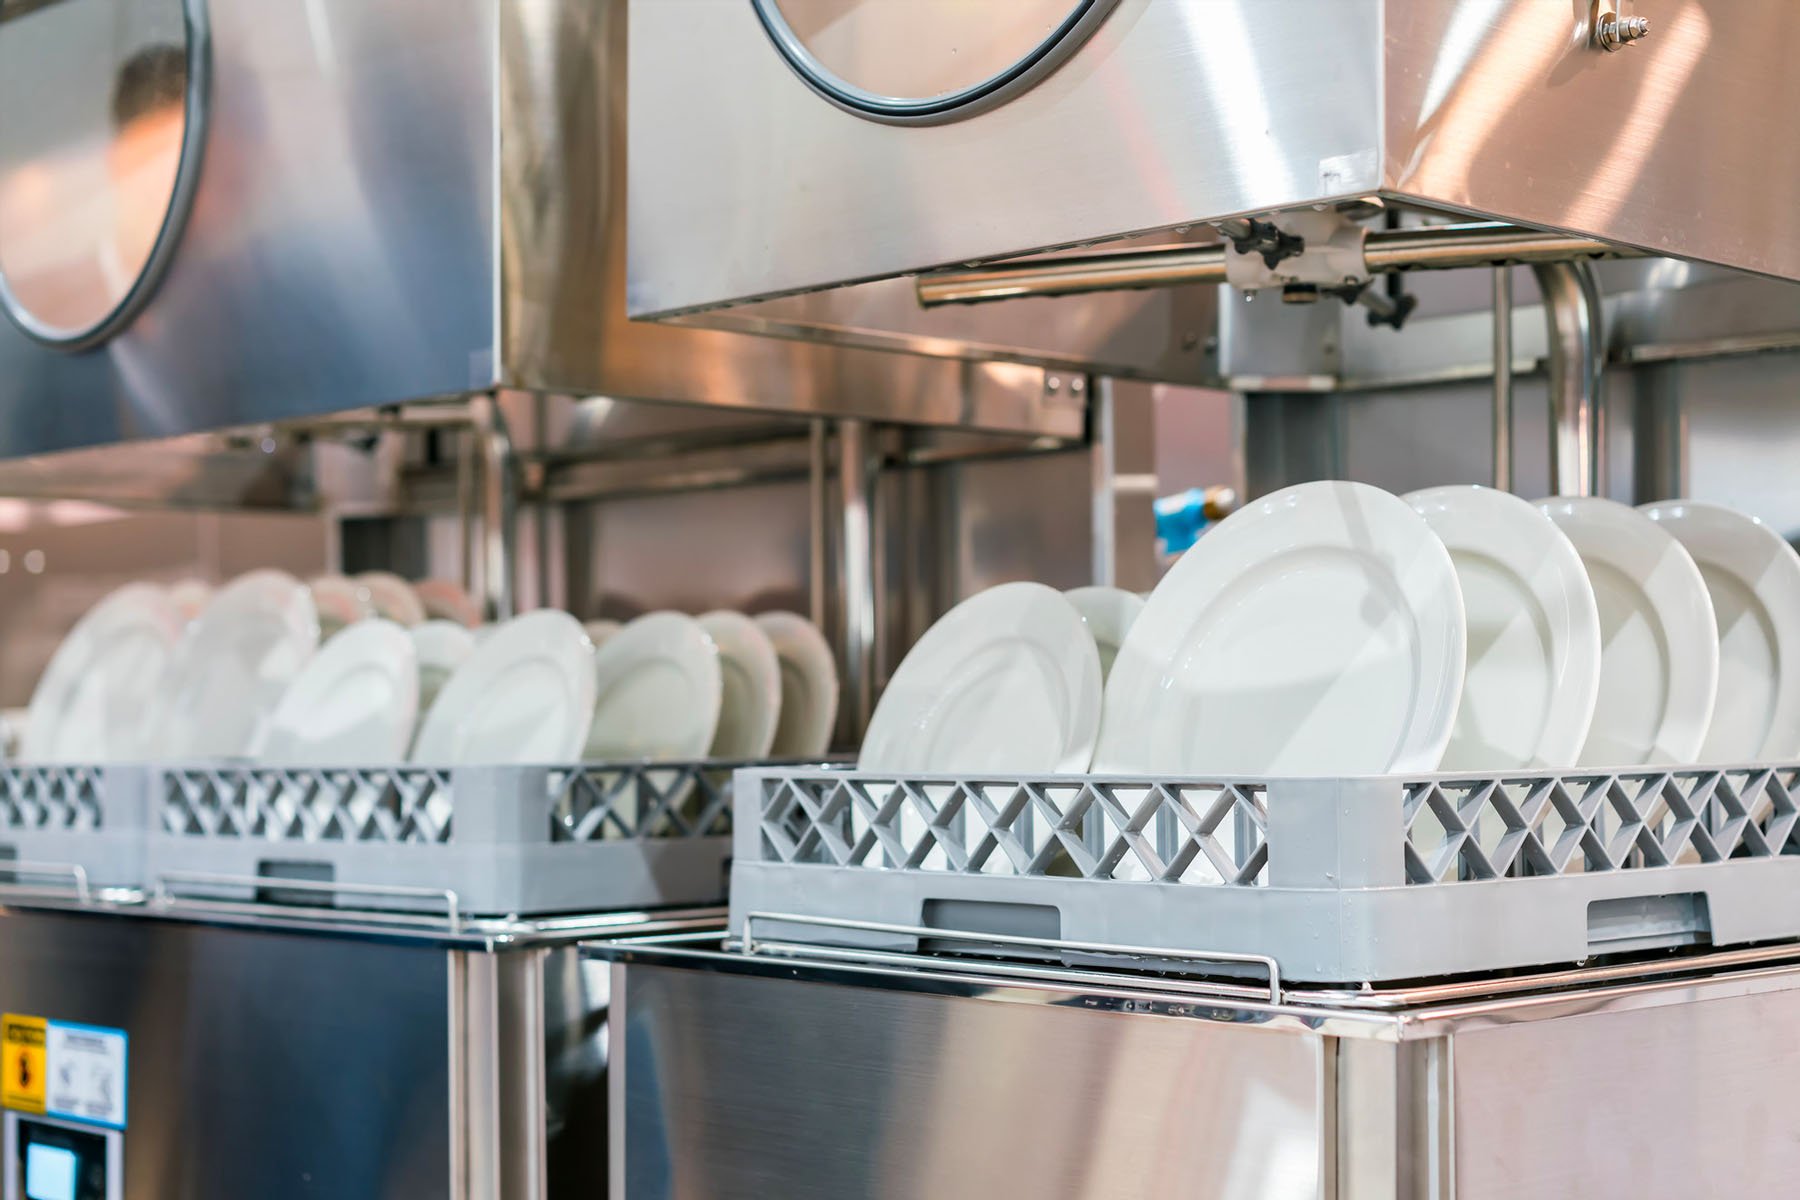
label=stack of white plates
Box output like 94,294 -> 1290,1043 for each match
863,481 -> 1800,778
16,569 -> 841,769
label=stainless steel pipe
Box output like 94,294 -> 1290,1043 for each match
1533,261 -> 1605,498
468,392 -> 517,620
916,223 -> 1634,307
1492,266 -> 1514,491
836,419 -> 877,741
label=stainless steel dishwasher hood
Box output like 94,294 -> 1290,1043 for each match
628,0 -> 1798,318
0,0 -> 1199,464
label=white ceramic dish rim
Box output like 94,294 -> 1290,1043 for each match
1405,484 -> 1602,769
1093,480 -> 1467,775
1536,495 -> 1719,765
1640,498 -> 1800,760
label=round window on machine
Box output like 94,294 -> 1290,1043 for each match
0,0 -> 210,351
751,0 -> 1120,125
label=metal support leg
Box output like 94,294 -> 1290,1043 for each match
836,419 -> 876,742
468,392 -> 517,621
809,422 -> 829,632
1533,261 -> 1605,498
1492,266 -> 1514,492
1091,378 -> 1117,588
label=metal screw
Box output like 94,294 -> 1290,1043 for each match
1596,12 -> 1650,51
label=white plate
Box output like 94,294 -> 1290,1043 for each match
1639,500 -> 1800,761
754,611 -> 839,758
1094,481 -> 1466,776
1405,486 -> 1602,770
1537,497 -> 1718,766
354,571 -> 427,627
308,574 -> 374,640
1062,586 -> 1146,683
259,620 -> 418,763
408,619 -> 478,724
24,582 -> 184,762
861,582 -> 1101,773
698,611 -> 781,759
583,619 -> 623,649
152,569 -> 321,759
412,610 -> 597,764
582,612 -> 722,760
414,578 -> 483,628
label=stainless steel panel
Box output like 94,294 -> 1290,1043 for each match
0,910 -> 452,1198
1384,0 -> 1800,282
1451,987 -> 1800,1198
626,0 -> 1384,315
633,0 -> 1800,315
0,0 -> 497,458
677,251 -> 1222,384
495,0 -> 1091,432
613,962 -> 1326,1199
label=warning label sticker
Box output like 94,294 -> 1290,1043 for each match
1,1014 -> 127,1129
45,1021 -> 127,1130
1,1013 -> 46,1115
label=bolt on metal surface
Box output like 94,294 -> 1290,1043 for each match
1595,11 -> 1650,50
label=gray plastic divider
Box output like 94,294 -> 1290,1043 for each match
731,764 -> 1800,984
3,758 -> 788,915
0,764 -> 145,889
145,759 -> 752,914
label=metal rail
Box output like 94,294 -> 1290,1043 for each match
740,911 -> 1283,1004
151,869 -> 465,933
916,222 -> 1637,307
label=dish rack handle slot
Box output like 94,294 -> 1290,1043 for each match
1586,891 -> 1712,955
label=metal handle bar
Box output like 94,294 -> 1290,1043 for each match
742,911 -> 1281,1004
0,861 -> 91,905
151,870 -> 463,933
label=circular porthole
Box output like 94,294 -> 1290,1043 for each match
0,0 -> 210,350
752,0 -> 1119,125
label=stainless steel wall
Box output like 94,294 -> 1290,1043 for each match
0,505 -> 327,706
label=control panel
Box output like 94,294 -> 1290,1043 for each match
4,1115 -> 120,1200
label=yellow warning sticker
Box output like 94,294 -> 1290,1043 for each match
1,1013 -> 45,1114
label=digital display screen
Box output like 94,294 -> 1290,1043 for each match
24,1142 -> 77,1200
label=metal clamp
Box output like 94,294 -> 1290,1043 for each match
742,911 -> 1283,1005
151,870 -> 463,933
0,861 -> 91,905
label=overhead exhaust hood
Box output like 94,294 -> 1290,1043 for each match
628,0 -> 1794,321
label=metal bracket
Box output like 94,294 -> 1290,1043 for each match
1217,217 -> 1306,270
741,911 -> 1283,1004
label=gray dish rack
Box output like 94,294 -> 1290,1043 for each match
730,763 -> 1800,984
1,758 -> 779,916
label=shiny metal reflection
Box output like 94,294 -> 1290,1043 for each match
0,0 -> 209,349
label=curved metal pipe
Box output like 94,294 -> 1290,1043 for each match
1531,261 -> 1605,498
